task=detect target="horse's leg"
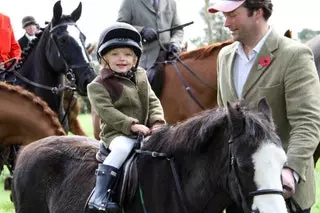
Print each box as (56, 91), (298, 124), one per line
(68, 99), (87, 136)
(64, 92), (87, 136)
(69, 117), (87, 136)
(92, 107), (101, 140)
(13, 155), (51, 213)
(313, 142), (320, 166)
(0, 145), (9, 173)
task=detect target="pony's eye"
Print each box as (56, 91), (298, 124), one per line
(59, 37), (69, 46)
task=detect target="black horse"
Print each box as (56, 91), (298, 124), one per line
(13, 0), (96, 129)
(12, 99), (288, 213)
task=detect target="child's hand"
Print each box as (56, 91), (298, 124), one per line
(150, 122), (164, 134)
(131, 124), (150, 136)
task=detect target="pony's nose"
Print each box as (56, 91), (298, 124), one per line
(84, 67), (96, 86)
(77, 66), (96, 95)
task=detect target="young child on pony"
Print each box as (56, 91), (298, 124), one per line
(87, 22), (166, 213)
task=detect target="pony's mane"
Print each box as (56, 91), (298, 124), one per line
(180, 40), (233, 60)
(145, 107), (229, 155)
(144, 101), (275, 156)
(14, 30), (44, 71)
(0, 82), (65, 135)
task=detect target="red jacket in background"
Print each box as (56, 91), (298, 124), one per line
(0, 13), (21, 64)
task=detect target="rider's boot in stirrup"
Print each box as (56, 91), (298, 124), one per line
(86, 164), (120, 213)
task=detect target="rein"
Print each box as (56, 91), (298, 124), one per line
(135, 149), (190, 213)
(171, 62), (205, 110)
(161, 53), (215, 110)
(13, 70), (76, 94)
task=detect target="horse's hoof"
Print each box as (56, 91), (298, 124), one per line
(4, 176), (12, 190)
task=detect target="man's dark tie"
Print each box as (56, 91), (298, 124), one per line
(153, 0), (159, 11)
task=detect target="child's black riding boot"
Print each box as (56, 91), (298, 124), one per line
(86, 164), (120, 213)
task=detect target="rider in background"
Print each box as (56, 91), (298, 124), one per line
(0, 13), (21, 70)
(86, 22), (165, 213)
(18, 16), (40, 51)
(117, 0), (184, 94)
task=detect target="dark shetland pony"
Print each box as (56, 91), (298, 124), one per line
(14, 0), (96, 130)
(13, 99), (288, 213)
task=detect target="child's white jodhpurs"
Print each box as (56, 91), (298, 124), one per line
(102, 136), (136, 169)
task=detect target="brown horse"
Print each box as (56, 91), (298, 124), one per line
(13, 99), (288, 213)
(0, 82), (65, 145)
(0, 81), (65, 177)
(160, 40), (233, 124)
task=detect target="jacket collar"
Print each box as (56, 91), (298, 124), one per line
(241, 29), (279, 98)
(224, 29), (279, 99)
(100, 68), (115, 80)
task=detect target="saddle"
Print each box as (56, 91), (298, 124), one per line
(96, 141), (140, 207)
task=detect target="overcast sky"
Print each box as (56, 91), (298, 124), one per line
(0, 0), (318, 50)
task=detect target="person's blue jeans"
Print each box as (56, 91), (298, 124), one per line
(225, 203), (310, 213)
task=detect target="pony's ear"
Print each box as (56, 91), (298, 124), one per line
(53, 1), (63, 24)
(227, 101), (245, 137)
(257, 97), (272, 122)
(70, 2), (82, 22)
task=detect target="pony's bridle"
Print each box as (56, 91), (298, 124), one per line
(228, 137), (283, 213)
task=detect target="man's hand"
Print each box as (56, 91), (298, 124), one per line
(141, 27), (158, 43)
(282, 168), (296, 199)
(167, 43), (181, 60)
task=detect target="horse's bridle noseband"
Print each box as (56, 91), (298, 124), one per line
(228, 138), (283, 213)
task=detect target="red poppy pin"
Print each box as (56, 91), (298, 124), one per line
(259, 56), (271, 68)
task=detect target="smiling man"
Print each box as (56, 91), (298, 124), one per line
(209, 0), (320, 213)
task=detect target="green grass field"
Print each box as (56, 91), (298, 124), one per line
(1, 114), (320, 212)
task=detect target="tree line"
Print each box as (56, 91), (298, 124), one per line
(191, 0), (320, 48)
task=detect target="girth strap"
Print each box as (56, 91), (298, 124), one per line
(135, 149), (190, 213)
(168, 157), (191, 213)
